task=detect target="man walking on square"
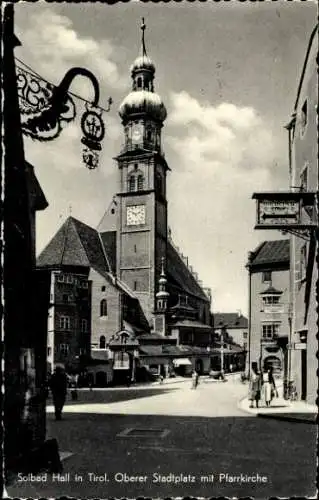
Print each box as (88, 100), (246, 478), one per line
(49, 366), (68, 420)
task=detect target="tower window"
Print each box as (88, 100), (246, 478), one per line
(147, 130), (152, 141)
(99, 335), (106, 349)
(137, 175), (144, 190)
(128, 172), (144, 192)
(133, 281), (138, 291)
(100, 299), (107, 317)
(137, 77), (142, 89)
(129, 176), (136, 192)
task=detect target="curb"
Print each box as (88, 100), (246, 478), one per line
(257, 412), (317, 425)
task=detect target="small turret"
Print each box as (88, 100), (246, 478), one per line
(156, 257), (169, 312)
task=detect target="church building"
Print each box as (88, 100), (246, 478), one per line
(37, 21), (215, 384)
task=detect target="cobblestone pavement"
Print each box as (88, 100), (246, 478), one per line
(5, 378), (317, 499)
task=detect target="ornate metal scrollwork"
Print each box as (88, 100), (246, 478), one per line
(17, 66), (76, 141)
(16, 64), (111, 169)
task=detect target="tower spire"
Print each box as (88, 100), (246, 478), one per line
(141, 17), (147, 57)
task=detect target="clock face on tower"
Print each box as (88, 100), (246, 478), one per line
(126, 205), (146, 226)
(132, 124), (143, 143)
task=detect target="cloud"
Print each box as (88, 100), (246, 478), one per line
(166, 91), (283, 313)
(16, 8), (125, 95)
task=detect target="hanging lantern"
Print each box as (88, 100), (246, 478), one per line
(81, 104), (105, 169)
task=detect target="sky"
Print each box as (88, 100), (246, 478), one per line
(14, 0), (316, 315)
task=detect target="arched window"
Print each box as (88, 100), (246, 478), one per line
(137, 174), (144, 191)
(100, 299), (107, 317)
(99, 335), (106, 349)
(128, 172), (144, 192)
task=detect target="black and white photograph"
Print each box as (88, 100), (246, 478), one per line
(2, 0), (318, 498)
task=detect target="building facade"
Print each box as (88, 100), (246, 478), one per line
(246, 240), (290, 377)
(286, 25), (318, 404)
(213, 312), (248, 348)
(3, 4), (50, 472)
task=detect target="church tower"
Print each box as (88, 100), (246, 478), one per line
(116, 19), (169, 325)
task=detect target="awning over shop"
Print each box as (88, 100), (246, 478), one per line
(173, 358), (192, 367)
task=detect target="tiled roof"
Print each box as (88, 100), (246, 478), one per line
(167, 241), (209, 302)
(37, 217), (109, 272)
(171, 319), (212, 330)
(213, 313), (248, 329)
(249, 240), (290, 267)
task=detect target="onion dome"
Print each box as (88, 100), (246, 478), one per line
(130, 55), (155, 75)
(119, 90), (167, 122)
(119, 18), (167, 123)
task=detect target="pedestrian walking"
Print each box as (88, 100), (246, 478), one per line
(70, 374), (78, 401)
(248, 364), (261, 408)
(262, 366), (277, 407)
(49, 366), (68, 420)
(191, 370), (199, 389)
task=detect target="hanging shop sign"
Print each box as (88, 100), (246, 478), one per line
(252, 192), (317, 230)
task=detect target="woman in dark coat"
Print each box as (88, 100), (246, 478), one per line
(49, 366), (68, 420)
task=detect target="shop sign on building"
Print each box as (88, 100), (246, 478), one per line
(287, 342), (307, 350)
(252, 192), (317, 230)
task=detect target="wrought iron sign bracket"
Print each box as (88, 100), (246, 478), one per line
(17, 64), (112, 169)
(252, 191), (318, 239)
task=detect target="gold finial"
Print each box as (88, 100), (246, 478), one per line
(141, 17), (147, 56)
